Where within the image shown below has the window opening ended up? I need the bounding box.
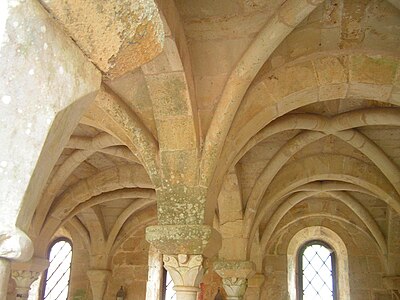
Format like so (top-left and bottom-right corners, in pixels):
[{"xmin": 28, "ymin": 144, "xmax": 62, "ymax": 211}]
[
  {"xmin": 162, "ymin": 268, "xmax": 176, "ymax": 300},
  {"xmin": 43, "ymin": 239, "xmax": 73, "ymax": 300},
  {"xmin": 298, "ymin": 241, "xmax": 336, "ymax": 300}
]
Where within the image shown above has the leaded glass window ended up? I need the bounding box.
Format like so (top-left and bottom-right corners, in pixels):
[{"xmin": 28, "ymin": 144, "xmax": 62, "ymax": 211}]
[
  {"xmin": 43, "ymin": 239, "xmax": 73, "ymax": 300},
  {"xmin": 298, "ymin": 241, "xmax": 336, "ymax": 300},
  {"xmin": 162, "ymin": 268, "xmax": 176, "ymax": 300}
]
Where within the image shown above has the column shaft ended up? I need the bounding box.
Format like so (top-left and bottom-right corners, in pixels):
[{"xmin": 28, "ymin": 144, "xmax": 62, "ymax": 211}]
[{"xmin": 0, "ymin": 258, "xmax": 11, "ymax": 299}]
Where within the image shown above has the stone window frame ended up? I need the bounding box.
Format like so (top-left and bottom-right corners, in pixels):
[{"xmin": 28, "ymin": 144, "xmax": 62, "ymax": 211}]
[
  {"xmin": 40, "ymin": 237, "xmax": 73, "ymax": 300},
  {"xmin": 287, "ymin": 226, "xmax": 350, "ymax": 300}
]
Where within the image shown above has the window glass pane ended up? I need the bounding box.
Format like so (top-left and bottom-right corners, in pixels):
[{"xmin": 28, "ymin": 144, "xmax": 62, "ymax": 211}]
[
  {"xmin": 43, "ymin": 240, "xmax": 72, "ymax": 300},
  {"xmin": 164, "ymin": 270, "xmax": 176, "ymax": 300},
  {"xmin": 300, "ymin": 242, "xmax": 335, "ymax": 300}
]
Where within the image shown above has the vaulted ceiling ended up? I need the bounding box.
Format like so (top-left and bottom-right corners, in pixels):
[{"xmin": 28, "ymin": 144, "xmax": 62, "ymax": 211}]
[{"xmin": 30, "ymin": 0, "xmax": 400, "ymax": 270}]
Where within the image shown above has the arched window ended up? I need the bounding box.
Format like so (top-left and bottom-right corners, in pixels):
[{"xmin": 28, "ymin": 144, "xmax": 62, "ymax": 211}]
[
  {"xmin": 298, "ymin": 241, "xmax": 336, "ymax": 300},
  {"xmin": 42, "ymin": 238, "xmax": 73, "ymax": 300},
  {"xmin": 287, "ymin": 226, "xmax": 350, "ymax": 300}
]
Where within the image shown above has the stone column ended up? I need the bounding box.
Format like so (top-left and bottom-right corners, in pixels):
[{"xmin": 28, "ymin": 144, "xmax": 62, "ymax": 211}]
[
  {"xmin": 146, "ymin": 245, "xmax": 163, "ymax": 300},
  {"xmin": 0, "ymin": 258, "xmax": 11, "ymax": 299},
  {"xmin": 11, "ymin": 257, "xmax": 50, "ymax": 300},
  {"xmin": 246, "ymin": 273, "xmax": 265, "ymax": 300},
  {"xmin": 87, "ymin": 269, "xmax": 111, "ymax": 300},
  {"xmin": 146, "ymin": 225, "xmax": 222, "ymax": 300},
  {"xmin": 163, "ymin": 254, "xmax": 204, "ymax": 300},
  {"xmin": 214, "ymin": 261, "xmax": 255, "ymax": 300}
]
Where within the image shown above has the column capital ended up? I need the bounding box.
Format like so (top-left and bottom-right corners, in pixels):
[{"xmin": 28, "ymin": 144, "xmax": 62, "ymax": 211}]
[
  {"xmin": 11, "ymin": 270, "xmax": 40, "ymax": 286},
  {"xmin": 12, "ymin": 270, "xmax": 41, "ymax": 299},
  {"xmin": 214, "ymin": 260, "xmax": 256, "ymax": 300},
  {"xmin": 163, "ymin": 254, "xmax": 204, "ymax": 289},
  {"xmin": 146, "ymin": 225, "xmax": 221, "ymax": 257},
  {"xmin": 162, "ymin": 254, "xmax": 205, "ymax": 300},
  {"xmin": 221, "ymin": 277, "xmax": 247, "ymax": 299},
  {"xmin": 10, "ymin": 257, "xmax": 49, "ymax": 300}
]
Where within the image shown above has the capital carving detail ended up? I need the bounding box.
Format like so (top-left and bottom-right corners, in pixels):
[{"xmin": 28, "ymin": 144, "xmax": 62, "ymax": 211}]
[
  {"xmin": 12, "ymin": 270, "xmax": 40, "ymax": 299},
  {"xmin": 222, "ymin": 277, "xmax": 247, "ymax": 299},
  {"xmin": 214, "ymin": 260, "xmax": 255, "ymax": 300},
  {"xmin": 163, "ymin": 254, "xmax": 204, "ymax": 288},
  {"xmin": 12, "ymin": 270, "xmax": 40, "ymax": 287}
]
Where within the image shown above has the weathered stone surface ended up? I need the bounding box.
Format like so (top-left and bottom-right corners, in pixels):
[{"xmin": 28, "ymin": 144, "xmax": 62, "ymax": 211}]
[
  {"xmin": 40, "ymin": 0, "xmax": 165, "ymax": 78},
  {"xmin": 146, "ymin": 225, "xmax": 221, "ymax": 257},
  {"xmin": 2, "ymin": 0, "xmax": 400, "ymax": 299},
  {"xmin": 0, "ymin": 0, "xmax": 101, "ymax": 243}
]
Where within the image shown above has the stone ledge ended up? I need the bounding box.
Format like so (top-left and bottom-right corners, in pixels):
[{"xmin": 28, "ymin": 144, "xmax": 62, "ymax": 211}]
[{"xmin": 213, "ymin": 260, "xmax": 255, "ymax": 279}]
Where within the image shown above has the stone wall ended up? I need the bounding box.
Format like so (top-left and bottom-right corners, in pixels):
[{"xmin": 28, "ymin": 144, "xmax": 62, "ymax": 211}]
[
  {"xmin": 260, "ymin": 198, "xmax": 392, "ymax": 300},
  {"xmin": 104, "ymin": 233, "xmax": 149, "ymax": 300}
]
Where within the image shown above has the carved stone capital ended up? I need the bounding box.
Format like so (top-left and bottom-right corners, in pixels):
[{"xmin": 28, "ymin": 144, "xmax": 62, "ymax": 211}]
[
  {"xmin": 214, "ymin": 260, "xmax": 256, "ymax": 300},
  {"xmin": 222, "ymin": 277, "xmax": 247, "ymax": 299},
  {"xmin": 0, "ymin": 227, "xmax": 33, "ymax": 262},
  {"xmin": 146, "ymin": 225, "xmax": 221, "ymax": 257},
  {"xmin": 10, "ymin": 257, "xmax": 49, "ymax": 299},
  {"xmin": 12, "ymin": 270, "xmax": 41, "ymax": 299},
  {"xmin": 163, "ymin": 254, "xmax": 204, "ymax": 289}
]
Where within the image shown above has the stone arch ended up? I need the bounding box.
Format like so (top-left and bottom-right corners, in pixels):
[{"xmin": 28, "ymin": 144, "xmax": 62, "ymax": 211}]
[
  {"xmin": 229, "ymin": 53, "xmax": 400, "ymax": 159},
  {"xmin": 233, "ymin": 108, "xmax": 400, "ymax": 169},
  {"xmin": 108, "ymin": 207, "xmax": 157, "ymax": 261},
  {"xmin": 200, "ymin": 0, "xmax": 325, "ymax": 191},
  {"xmin": 91, "ymin": 86, "xmax": 161, "ymax": 185},
  {"xmin": 235, "ymin": 109, "xmax": 400, "ymax": 249},
  {"xmin": 105, "ymin": 199, "xmax": 156, "ymax": 255},
  {"xmin": 0, "ymin": 0, "xmax": 102, "ymax": 262},
  {"xmin": 37, "ymin": 165, "xmax": 153, "ymax": 244},
  {"xmin": 32, "ymin": 132, "xmax": 126, "ymax": 236},
  {"xmin": 244, "ymin": 154, "xmax": 400, "ymax": 238},
  {"xmin": 258, "ymin": 190, "xmax": 387, "ymax": 256},
  {"xmin": 286, "ymin": 226, "xmax": 350, "ymax": 300},
  {"xmin": 204, "ymin": 50, "xmax": 400, "ymax": 223}
]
